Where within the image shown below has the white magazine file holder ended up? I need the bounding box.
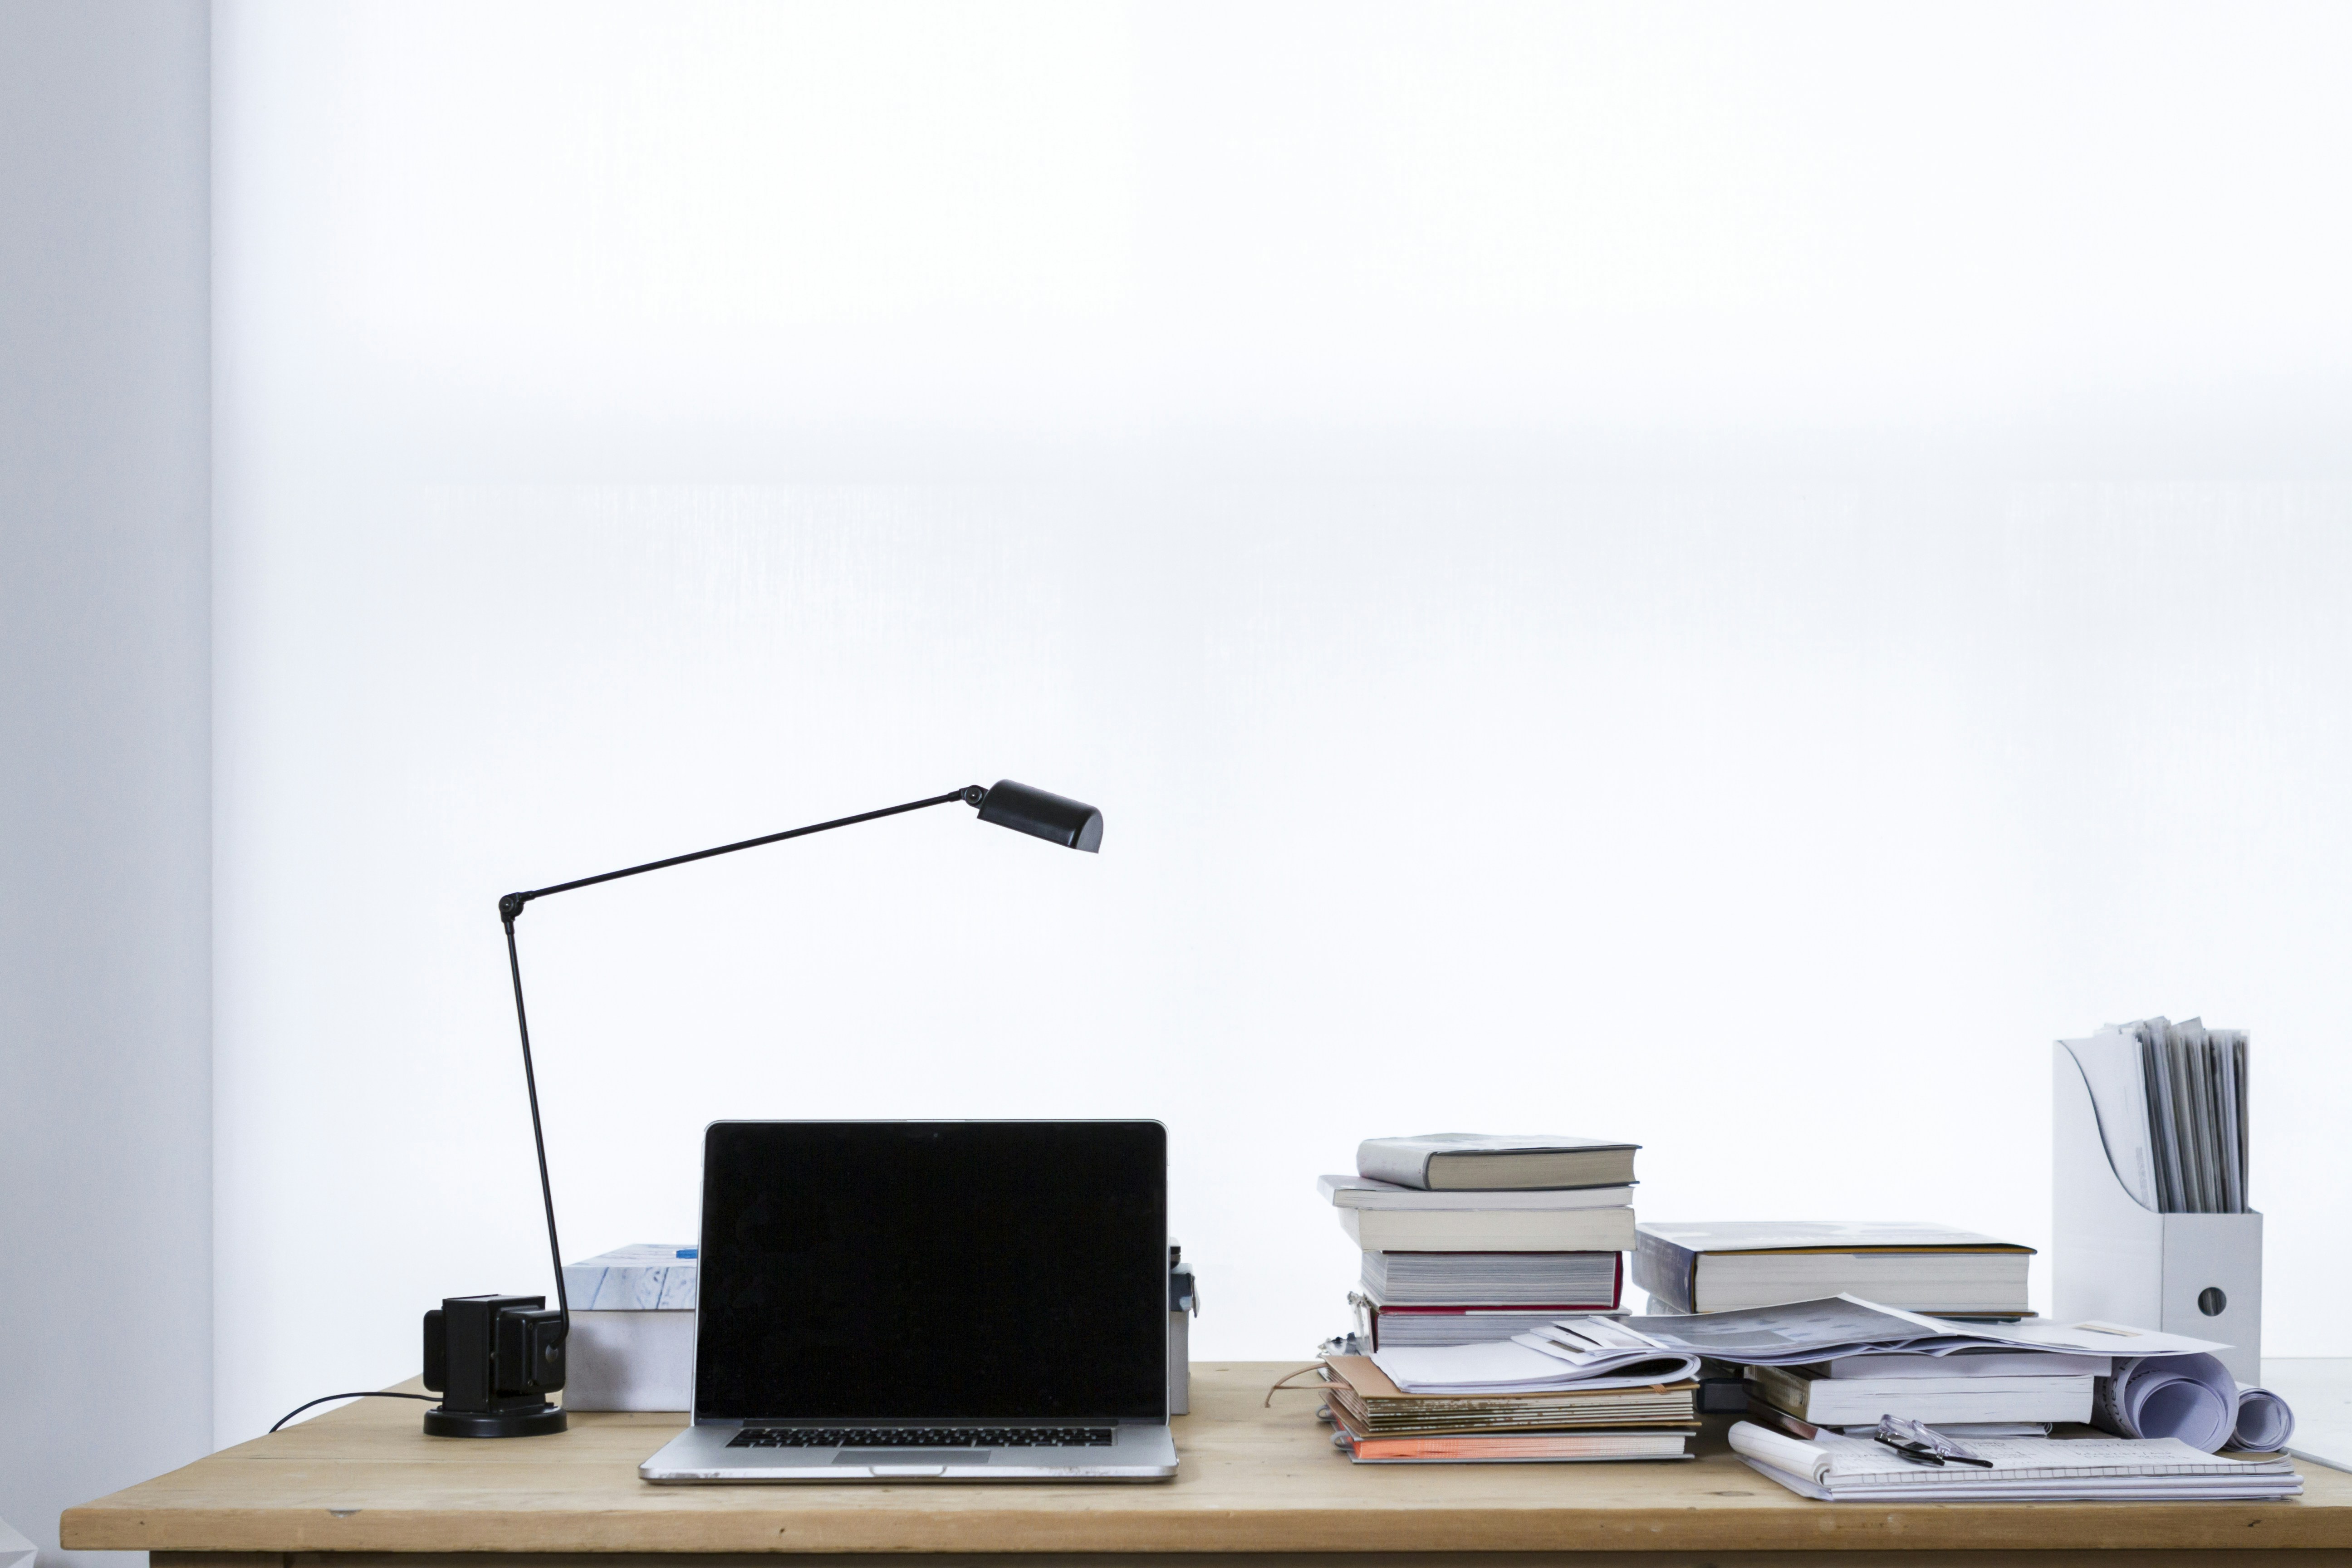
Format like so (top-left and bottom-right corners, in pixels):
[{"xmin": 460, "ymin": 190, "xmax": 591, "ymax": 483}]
[{"xmin": 2053, "ymin": 1041, "xmax": 2262, "ymax": 1383}]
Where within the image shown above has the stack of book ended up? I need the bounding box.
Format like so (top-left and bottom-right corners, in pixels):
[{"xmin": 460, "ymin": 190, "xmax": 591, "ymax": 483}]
[
  {"xmin": 1324, "ymin": 1133, "xmax": 1640, "ymax": 1350},
  {"xmin": 1617, "ymin": 1293, "xmax": 2298, "ymax": 1468},
  {"xmin": 1632, "ymin": 1221, "xmax": 2035, "ymax": 1317}
]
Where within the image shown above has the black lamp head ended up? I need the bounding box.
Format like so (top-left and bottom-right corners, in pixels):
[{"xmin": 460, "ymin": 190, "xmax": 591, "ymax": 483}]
[{"xmin": 971, "ymin": 779, "xmax": 1103, "ymax": 853}]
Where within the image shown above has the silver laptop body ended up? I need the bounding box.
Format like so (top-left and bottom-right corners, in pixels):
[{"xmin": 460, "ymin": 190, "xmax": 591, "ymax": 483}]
[
  {"xmin": 642, "ymin": 1120, "xmax": 1177, "ymax": 1482},
  {"xmin": 641, "ymin": 1417, "xmax": 1176, "ymax": 1481}
]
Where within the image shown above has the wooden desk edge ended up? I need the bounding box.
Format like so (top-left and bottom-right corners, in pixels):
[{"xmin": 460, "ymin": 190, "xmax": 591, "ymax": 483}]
[
  {"xmin": 59, "ymin": 1363, "xmax": 2352, "ymax": 1558},
  {"xmin": 139, "ymin": 1555, "xmax": 2352, "ymax": 1568}
]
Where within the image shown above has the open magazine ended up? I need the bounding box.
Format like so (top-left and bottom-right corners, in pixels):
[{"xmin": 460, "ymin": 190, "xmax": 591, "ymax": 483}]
[
  {"xmin": 1371, "ymin": 1315, "xmax": 1700, "ymax": 1393},
  {"xmin": 1373, "ymin": 1296, "xmax": 2238, "ymax": 1401},
  {"xmin": 1603, "ymin": 1294, "xmax": 2231, "ymax": 1366}
]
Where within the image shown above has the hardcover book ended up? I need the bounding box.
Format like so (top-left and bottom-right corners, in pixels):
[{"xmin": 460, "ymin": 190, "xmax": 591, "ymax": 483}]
[
  {"xmin": 1633, "ymin": 1222, "xmax": 2032, "ymax": 1315},
  {"xmin": 1356, "ymin": 1133, "xmax": 1639, "ymax": 1191}
]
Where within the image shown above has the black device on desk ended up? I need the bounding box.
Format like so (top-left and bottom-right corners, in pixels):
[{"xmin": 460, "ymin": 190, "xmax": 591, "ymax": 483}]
[
  {"xmin": 639, "ymin": 1119, "xmax": 1179, "ymax": 1482},
  {"xmin": 420, "ymin": 1294, "xmax": 568, "ymax": 1436}
]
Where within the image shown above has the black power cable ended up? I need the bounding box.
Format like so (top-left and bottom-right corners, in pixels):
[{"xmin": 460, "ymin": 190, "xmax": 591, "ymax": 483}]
[{"xmin": 270, "ymin": 1391, "xmax": 436, "ymax": 1433}]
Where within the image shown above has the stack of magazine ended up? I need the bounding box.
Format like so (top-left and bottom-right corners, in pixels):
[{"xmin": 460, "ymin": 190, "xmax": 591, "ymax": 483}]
[
  {"xmin": 1310, "ymin": 1315, "xmax": 1703, "ymax": 1464},
  {"xmin": 2061, "ymin": 1017, "xmax": 2250, "ymax": 1212}
]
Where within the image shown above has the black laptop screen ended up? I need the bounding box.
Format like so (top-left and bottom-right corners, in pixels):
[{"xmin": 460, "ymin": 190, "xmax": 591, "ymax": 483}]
[{"xmin": 694, "ymin": 1121, "xmax": 1167, "ymax": 1421}]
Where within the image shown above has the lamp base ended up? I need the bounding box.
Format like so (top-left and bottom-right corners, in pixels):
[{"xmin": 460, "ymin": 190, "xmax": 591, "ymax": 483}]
[{"xmin": 423, "ymin": 1402, "xmax": 568, "ymax": 1438}]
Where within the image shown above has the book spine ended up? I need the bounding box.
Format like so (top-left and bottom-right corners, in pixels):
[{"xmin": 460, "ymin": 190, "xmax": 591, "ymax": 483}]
[
  {"xmin": 1631, "ymin": 1228, "xmax": 1697, "ymax": 1311},
  {"xmin": 1746, "ymin": 1363, "xmax": 1814, "ymax": 1420},
  {"xmin": 1355, "ymin": 1139, "xmax": 1434, "ymax": 1190},
  {"xmin": 1348, "ymin": 1208, "xmax": 1637, "ymax": 1251},
  {"xmin": 1736, "ymin": 1395, "xmax": 1822, "ymax": 1441}
]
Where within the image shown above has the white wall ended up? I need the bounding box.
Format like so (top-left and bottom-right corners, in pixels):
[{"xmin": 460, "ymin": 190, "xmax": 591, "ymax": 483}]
[
  {"xmin": 213, "ymin": 1, "xmax": 2352, "ymax": 1444},
  {"xmin": 0, "ymin": 2, "xmax": 212, "ymax": 1561}
]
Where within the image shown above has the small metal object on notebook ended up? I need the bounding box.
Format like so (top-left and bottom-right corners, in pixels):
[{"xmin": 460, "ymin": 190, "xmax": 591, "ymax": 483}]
[{"xmin": 1873, "ymin": 1415, "xmax": 1994, "ymax": 1468}]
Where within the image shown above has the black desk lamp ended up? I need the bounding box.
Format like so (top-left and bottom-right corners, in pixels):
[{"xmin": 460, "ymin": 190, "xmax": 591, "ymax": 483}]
[{"xmin": 420, "ymin": 779, "xmax": 1103, "ymax": 1436}]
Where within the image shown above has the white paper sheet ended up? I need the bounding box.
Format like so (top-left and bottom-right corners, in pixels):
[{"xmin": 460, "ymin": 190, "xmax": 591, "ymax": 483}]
[{"xmin": 2060, "ymin": 1031, "xmax": 2161, "ymax": 1210}]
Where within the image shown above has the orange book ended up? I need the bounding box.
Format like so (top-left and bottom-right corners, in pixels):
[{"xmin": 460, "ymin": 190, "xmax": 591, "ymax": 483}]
[{"xmin": 1337, "ymin": 1426, "xmax": 1690, "ymax": 1463}]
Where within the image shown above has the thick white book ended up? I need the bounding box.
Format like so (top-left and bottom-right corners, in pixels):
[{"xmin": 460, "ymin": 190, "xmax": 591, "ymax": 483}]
[
  {"xmin": 1342, "ymin": 1205, "xmax": 1637, "ymax": 1254},
  {"xmin": 1364, "ymin": 1250, "xmax": 1623, "ymax": 1306},
  {"xmin": 1747, "ymin": 1363, "xmax": 2094, "ymax": 1425},
  {"xmin": 1357, "ymin": 1133, "xmax": 1638, "ymax": 1191},
  {"xmin": 1320, "ymin": 1174, "xmax": 1634, "ymax": 1210}
]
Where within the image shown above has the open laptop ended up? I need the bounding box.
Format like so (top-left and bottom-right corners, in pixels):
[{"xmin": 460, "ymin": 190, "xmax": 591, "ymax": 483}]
[{"xmin": 641, "ymin": 1120, "xmax": 1177, "ymax": 1481}]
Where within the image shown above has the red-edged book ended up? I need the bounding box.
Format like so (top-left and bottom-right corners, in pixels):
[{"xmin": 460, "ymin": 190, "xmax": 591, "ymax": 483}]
[{"xmin": 1362, "ymin": 1256, "xmax": 1623, "ymax": 1348}]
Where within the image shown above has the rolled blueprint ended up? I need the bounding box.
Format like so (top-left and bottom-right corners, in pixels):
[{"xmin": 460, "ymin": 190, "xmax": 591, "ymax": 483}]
[
  {"xmin": 2093, "ymin": 1353, "xmax": 2239, "ymax": 1452},
  {"xmin": 2232, "ymin": 1384, "xmax": 2297, "ymax": 1452}
]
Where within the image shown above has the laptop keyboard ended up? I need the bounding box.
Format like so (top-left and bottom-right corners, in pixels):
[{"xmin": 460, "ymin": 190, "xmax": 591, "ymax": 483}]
[{"xmin": 727, "ymin": 1426, "xmax": 1114, "ymax": 1450}]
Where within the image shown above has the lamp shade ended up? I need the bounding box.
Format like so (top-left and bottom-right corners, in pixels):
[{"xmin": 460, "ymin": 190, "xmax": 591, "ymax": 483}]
[{"xmin": 976, "ymin": 779, "xmax": 1103, "ymax": 852}]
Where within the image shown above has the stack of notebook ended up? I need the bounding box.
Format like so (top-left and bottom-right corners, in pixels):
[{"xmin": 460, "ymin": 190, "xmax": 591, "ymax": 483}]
[
  {"xmin": 1324, "ymin": 1133, "xmax": 1639, "ymax": 1349},
  {"xmin": 1307, "ymin": 1315, "xmax": 1703, "ymax": 1463},
  {"xmin": 1729, "ymin": 1424, "xmax": 2299, "ymax": 1502}
]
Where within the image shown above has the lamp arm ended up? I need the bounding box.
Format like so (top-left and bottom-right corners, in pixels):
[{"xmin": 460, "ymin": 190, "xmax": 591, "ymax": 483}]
[
  {"xmin": 497, "ymin": 785, "xmax": 984, "ymax": 923},
  {"xmin": 494, "ymin": 784, "xmax": 986, "ymax": 1335}
]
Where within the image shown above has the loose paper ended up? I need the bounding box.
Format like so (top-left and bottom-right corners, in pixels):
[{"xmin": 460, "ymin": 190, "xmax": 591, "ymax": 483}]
[{"xmin": 1617, "ymin": 1295, "xmax": 2228, "ymax": 1367}]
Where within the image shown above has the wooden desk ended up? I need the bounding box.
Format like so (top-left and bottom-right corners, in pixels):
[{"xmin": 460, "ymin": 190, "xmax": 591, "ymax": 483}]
[{"xmin": 62, "ymin": 1364, "xmax": 2352, "ymax": 1568}]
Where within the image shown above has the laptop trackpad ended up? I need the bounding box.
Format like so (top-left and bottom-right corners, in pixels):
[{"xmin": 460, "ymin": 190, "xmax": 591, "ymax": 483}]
[{"xmin": 834, "ymin": 1450, "xmax": 984, "ymax": 1467}]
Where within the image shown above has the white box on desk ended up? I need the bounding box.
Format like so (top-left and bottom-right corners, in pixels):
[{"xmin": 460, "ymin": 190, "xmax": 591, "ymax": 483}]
[
  {"xmin": 563, "ymin": 1245, "xmax": 698, "ymax": 1411},
  {"xmin": 567, "ymin": 1308, "xmax": 695, "ymax": 1411},
  {"xmin": 2053, "ymin": 1042, "xmax": 2262, "ymax": 1383}
]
